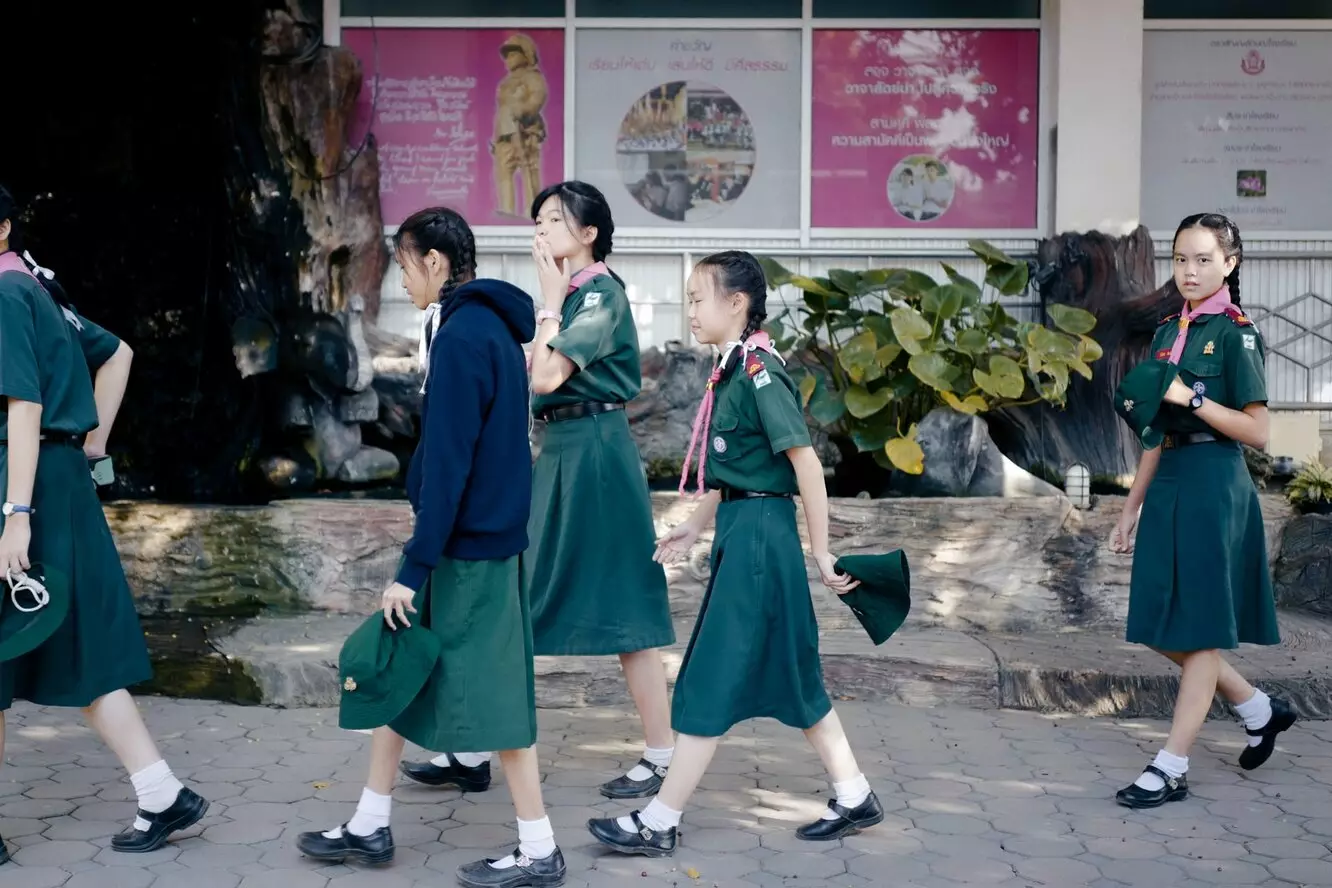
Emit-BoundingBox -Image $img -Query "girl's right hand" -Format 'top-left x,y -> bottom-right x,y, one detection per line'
0,519 -> 32,576
654,523 -> 700,564
1109,509 -> 1139,554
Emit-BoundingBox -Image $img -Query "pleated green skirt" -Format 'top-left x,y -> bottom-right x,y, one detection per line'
390,555 -> 537,752
672,497 -> 832,737
1127,441 -> 1280,651
526,410 -> 674,656
0,442 -> 152,709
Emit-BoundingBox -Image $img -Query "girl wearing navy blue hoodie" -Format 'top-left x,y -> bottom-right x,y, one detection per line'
296,209 -> 566,888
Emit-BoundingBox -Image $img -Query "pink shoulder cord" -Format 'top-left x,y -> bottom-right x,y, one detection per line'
678,331 -> 782,497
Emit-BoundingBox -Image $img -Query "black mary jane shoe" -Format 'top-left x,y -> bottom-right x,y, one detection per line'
796,792 -> 885,841
1239,697 -> 1298,771
457,847 -> 567,888
295,824 -> 395,865
1116,765 -> 1189,809
399,753 -> 492,792
110,788 -> 210,853
1,833 -> 10,865
599,759 -> 668,799
587,812 -> 678,857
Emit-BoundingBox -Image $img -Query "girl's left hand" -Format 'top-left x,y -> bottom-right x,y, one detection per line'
815,551 -> 859,596
382,582 -> 417,630
1164,376 -> 1193,406
532,238 -> 572,310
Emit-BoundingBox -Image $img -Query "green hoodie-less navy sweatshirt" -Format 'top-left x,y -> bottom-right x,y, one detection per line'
395,278 -> 537,592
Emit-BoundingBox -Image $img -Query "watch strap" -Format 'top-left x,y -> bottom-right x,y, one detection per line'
536,309 -> 561,325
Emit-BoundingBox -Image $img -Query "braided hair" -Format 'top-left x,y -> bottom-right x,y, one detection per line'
1174,212 -> 1244,306
393,207 -> 477,302
695,250 -> 769,373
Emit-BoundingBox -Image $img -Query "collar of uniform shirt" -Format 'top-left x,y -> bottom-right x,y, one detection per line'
1167,285 -> 1230,364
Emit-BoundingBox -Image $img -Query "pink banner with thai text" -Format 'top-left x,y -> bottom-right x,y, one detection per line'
343,28 -> 565,228
811,30 -> 1040,229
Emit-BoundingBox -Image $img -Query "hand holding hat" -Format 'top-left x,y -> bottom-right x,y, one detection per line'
0,565 -> 71,662
831,551 -> 911,646
1113,359 -> 1180,449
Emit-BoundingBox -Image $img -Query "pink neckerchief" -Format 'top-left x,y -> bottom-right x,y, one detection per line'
0,250 -> 37,280
568,261 -> 609,294
1167,285 -> 1231,364
678,330 -> 784,497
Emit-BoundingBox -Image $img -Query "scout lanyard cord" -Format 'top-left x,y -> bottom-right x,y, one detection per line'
5,569 -> 50,614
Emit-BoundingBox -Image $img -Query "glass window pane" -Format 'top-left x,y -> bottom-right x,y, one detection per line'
577,0 -> 800,16
343,0 -> 564,16
574,29 -> 803,230
814,0 -> 1039,17
1146,0 -> 1332,17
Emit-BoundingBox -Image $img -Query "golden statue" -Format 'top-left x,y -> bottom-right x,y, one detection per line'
491,33 -> 548,218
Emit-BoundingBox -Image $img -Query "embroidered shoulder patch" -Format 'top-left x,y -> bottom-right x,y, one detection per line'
1155,348 -> 1171,360
583,291 -> 602,308
1224,304 -> 1253,326
744,351 -> 765,377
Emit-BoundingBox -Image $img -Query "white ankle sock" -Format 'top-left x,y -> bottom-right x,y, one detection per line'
326,787 -> 391,838
617,798 -> 681,834
488,816 -> 556,869
1134,750 -> 1188,792
822,774 -> 871,820
129,761 -> 185,830
1234,689 -> 1272,748
431,751 -> 492,768
625,745 -> 674,781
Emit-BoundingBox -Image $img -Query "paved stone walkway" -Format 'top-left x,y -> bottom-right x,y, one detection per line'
0,698 -> 1329,887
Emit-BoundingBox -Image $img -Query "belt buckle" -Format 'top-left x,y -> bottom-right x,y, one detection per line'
1163,435 -> 1176,450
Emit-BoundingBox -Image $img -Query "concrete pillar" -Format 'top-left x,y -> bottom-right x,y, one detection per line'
1051,0 -> 1145,235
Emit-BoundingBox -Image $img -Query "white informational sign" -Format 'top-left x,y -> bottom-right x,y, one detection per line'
1141,31 -> 1332,232
574,29 -> 803,229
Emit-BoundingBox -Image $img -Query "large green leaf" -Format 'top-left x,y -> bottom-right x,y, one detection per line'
908,352 -> 957,391
940,263 -> 984,307
967,239 -> 1018,266
974,354 -> 1026,399
874,344 -> 903,368
1078,335 -> 1104,363
808,385 -> 846,426
891,306 -> 932,355
922,283 -> 967,321
848,410 -> 898,452
798,373 -> 817,407
864,314 -> 896,344
757,256 -> 794,288
789,274 -> 844,300
882,269 -> 939,302
828,269 -> 862,297
838,330 -> 878,383
845,384 -> 893,419
1027,325 -> 1076,359
955,328 -> 990,354
986,261 -> 1030,296
1048,303 -> 1097,335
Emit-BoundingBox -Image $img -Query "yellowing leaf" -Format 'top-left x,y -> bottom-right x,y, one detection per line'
313,782 -> 331,790
798,373 -> 816,407
941,391 -> 988,415
685,867 -> 701,880
886,436 -> 925,475
844,385 -> 893,419
1048,303 -> 1097,335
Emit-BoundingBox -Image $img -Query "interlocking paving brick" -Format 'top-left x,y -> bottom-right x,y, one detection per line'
0,698 -> 1326,886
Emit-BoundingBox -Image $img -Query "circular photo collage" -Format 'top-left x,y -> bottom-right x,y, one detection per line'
887,154 -> 956,223
616,81 -> 756,223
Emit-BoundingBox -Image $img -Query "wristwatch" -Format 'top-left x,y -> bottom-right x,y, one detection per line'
536,309 -> 561,325
1189,391 -> 1204,410
1,502 -> 34,517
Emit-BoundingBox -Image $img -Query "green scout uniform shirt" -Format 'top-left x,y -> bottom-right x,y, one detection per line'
0,269 -> 121,440
704,350 -> 811,495
532,274 -> 642,413
1147,307 -> 1267,438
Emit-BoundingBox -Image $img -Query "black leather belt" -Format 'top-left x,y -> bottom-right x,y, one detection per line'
537,401 -> 624,423
717,488 -> 793,502
0,432 -> 84,446
1162,431 -> 1220,449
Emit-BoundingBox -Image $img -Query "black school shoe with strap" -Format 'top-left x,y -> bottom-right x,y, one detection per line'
111,788 -> 209,853
399,753 -> 492,792
295,824 -> 395,865
587,811 -> 678,857
796,793 -> 885,840
456,847 -> 567,888
1,833 -> 9,865
1239,697 -> 1298,771
599,759 -> 668,799
1115,765 -> 1188,809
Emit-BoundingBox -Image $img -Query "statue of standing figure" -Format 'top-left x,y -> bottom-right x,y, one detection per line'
491,33 -> 548,219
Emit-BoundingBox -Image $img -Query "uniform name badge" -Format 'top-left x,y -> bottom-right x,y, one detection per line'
1242,334 -> 1256,350
584,291 -> 602,307
752,369 -> 772,389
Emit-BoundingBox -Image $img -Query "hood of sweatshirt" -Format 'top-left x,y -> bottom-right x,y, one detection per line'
439,278 -> 537,344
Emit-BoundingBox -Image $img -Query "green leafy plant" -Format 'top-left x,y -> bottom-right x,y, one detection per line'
1284,461 -> 1332,514
759,242 -> 1101,475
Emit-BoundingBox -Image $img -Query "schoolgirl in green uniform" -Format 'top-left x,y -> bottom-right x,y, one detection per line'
296,208 -> 566,887
401,182 -> 676,801
1110,213 -> 1295,809
0,186 -> 207,862
587,250 -> 883,856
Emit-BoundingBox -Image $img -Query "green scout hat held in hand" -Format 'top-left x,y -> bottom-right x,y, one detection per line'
337,612 -> 442,731
833,551 -> 911,646
1114,360 -> 1178,450
0,565 -> 72,662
